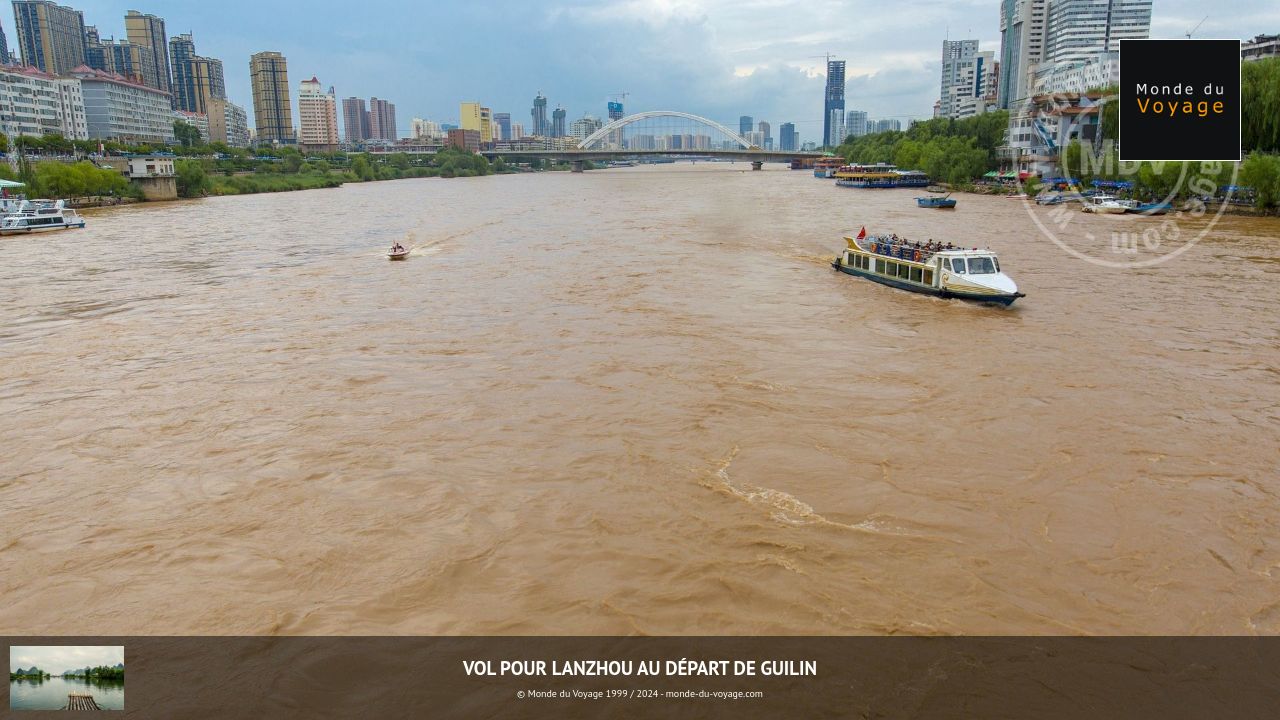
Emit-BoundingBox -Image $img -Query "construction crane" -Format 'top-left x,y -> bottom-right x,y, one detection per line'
1186,15 -> 1208,39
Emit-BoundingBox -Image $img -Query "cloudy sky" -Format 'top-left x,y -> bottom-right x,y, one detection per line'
20,1 -> 1280,143
10,645 -> 124,672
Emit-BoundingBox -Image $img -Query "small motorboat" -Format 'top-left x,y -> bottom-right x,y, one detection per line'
1081,195 -> 1134,214
388,244 -> 410,260
1127,202 -> 1172,215
916,195 -> 957,209
1035,194 -> 1065,205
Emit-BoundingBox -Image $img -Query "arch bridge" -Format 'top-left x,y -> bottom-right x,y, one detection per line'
478,110 -> 822,170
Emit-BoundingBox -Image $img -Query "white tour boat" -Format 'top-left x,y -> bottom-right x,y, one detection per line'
1081,195 -> 1135,214
0,199 -> 86,235
832,230 -> 1024,306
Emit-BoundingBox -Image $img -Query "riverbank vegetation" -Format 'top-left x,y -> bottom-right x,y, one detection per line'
63,665 -> 124,681
833,112 -> 1009,185
0,160 -> 139,200
10,668 -> 50,680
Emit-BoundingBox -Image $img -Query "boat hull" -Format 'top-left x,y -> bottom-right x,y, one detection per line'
0,221 -> 85,235
916,199 -> 957,208
388,252 -> 409,260
832,261 -> 1022,306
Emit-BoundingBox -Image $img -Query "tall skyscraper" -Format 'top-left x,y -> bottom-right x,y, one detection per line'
189,55 -> 225,113
249,51 -> 294,144
756,120 -> 771,150
124,10 -> 169,95
823,58 -> 845,147
169,34 -> 195,110
551,106 -> 566,138
1044,0 -> 1151,66
0,18 -> 9,64
13,0 -> 86,75
341,97 -> 369,142
297,76 -> 338,152
997,0 -> 1048,108
739,115 -> 753,137
368,97 -> 396,141
531,92 -> 547,136
778,122 -> 797,152
493,112 -> 511,142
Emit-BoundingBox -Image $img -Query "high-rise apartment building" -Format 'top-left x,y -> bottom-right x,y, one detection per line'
939,39 -> 997,119
13,0 -> 86,75
843,110 -> 868,139
551,106 -> 565,137
1044,0 -> 1151,66
493,112 -> 510,142
106,39 -> 160,90
997,0 -> 1047,108
738,115 -> 752,137
249,51 -> 294,144
168,33 -> 194,110
297,76 -> 338,152
823,58 -> 845,147
509,122 -> 524,140
0,18 -> 9,64
368,97 -> 395,141
124,10 -> 169,95
530,92 -> 547,136
341,97 -> 369,142
756,120 -> 771,150
169,34 -> 223,114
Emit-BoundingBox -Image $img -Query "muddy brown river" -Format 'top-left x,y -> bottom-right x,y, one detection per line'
2,164 -> 1277,635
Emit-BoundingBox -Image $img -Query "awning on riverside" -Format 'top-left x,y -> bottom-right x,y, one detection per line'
0,179 -> 25,188
999,171 -> 1018,179
982,171 -> 1000,178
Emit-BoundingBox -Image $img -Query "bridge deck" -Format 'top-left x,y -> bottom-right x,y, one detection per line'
64,693 -> 101,710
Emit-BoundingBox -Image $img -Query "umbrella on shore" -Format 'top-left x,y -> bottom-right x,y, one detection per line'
0,179 -> 25,188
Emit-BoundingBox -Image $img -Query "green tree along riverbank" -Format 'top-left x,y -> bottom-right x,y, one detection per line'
833,112 -> 1010,186
0,131 -> 565,201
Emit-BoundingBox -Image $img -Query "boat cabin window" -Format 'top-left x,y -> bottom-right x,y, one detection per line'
967,257 -> 996,274
876,259 -> 887,275
896,264 -> 909,279
950,258 -> 966,274
910,267 -> 923,283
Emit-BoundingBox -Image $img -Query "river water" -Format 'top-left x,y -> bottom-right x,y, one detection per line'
1,164 -> 1277,635
8,677 -> 125,710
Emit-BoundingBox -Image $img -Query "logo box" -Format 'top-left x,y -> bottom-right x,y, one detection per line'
1119,39 -> 1241,162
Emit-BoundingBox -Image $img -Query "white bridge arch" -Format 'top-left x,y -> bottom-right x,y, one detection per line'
577,111 -> 759,150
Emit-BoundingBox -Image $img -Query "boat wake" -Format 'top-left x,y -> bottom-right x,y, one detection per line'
701,445 -> 955,542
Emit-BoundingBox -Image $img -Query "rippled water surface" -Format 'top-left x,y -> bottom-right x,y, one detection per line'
2,165 -> 1278,635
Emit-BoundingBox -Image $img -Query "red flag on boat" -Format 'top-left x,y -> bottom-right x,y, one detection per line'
856,226 -> 866,240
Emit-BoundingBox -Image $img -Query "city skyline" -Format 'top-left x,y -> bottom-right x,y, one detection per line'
1,0 -> 1276,139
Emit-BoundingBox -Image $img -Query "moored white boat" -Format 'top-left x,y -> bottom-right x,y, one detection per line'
0,199 -> 86,235
831,230 -> 1023,306
1081,194 -> 1135,214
